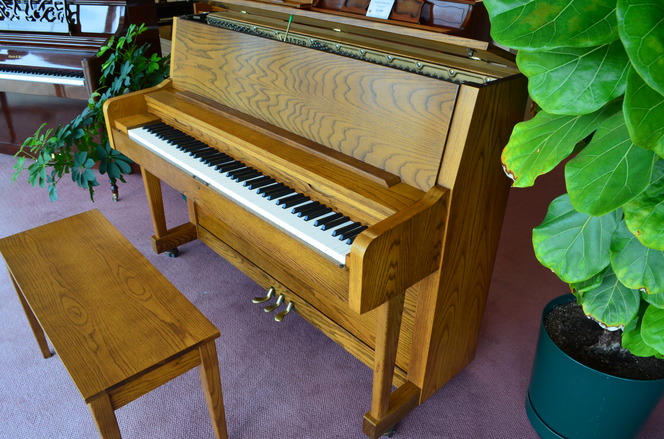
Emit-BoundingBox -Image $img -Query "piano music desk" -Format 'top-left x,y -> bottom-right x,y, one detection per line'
0,210 -> 228,439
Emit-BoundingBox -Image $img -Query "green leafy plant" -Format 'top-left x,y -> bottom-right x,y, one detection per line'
12,23 -> 170,201
484,0 -> 664,357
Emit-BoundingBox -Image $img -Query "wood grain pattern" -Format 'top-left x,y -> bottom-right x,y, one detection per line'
171,17 -> 457,192
408,77 -> 529,402
103,8 -> 528,436
198,341 -> 229,439
0,210 -> 229,439
88,394 -> 123,439
370,294 -> 405,419
0,210 -> 220,401
349,186 -> 448,314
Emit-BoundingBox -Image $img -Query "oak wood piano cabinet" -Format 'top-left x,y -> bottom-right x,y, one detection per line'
103,2 -> 528,436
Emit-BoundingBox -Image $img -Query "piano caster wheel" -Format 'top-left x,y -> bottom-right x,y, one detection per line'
252,287 -> 275,304
166,248 -> 179,258
274,302 -> 293,322
383,426 -> 397,437
263,294 -> 284,313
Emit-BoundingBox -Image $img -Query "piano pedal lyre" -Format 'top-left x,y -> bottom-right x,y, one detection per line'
252,287 -> 275,304
263,294 -> 284,313
274,302 -> 294,322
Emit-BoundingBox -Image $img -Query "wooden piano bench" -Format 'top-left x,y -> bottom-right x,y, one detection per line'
0,209 -> 228,439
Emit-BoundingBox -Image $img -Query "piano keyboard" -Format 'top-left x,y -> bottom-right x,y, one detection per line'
128,123 -> 368,266
0,67 -> 85,86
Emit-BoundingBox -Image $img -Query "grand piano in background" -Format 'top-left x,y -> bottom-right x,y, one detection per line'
104,1 -> 528,436
0,0 -> 160,155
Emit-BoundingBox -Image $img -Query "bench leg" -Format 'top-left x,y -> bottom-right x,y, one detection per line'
88,393 -> 122,439
9,273 -> 52,359
198,341 -> 228,439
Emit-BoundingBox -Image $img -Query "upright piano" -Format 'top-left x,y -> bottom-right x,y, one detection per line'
104,2 -> 527,436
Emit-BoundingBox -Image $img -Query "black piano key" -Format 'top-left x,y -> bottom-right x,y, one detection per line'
187,145 -> 212,155
265,186 -> 294,200
297,203 -> 327,218
206,155 -> 235,166
314,212 -> 343,227
277,193 -> 308,207
321,216 -> 350,231
230,169 -> 261,182
227,167 -> 256,178
344,225 -> 368,244
337,224 -> 365,241
145,122 -> 170,131
147,126 -> 174,135
199,152 -> 227,164
159,132 -> 191,142
332,222 -> 362,237
244,176 -> 275,189
194,149 -> 222,159
292,201 -> 320,214
302,207 -> 333,221
175,140 -> 203,150
215,161 -> 244,172
234,171 -> 263,183
256,182 -> 288,197
164,133 -> 192,142
143,122 -> 165,130
257,183 -> 286,196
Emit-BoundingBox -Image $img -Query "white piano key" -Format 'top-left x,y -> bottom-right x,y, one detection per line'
129,126 -> 354,266
0,70 -> 85,86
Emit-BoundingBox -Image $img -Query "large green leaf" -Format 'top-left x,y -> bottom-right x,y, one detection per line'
485,0 -> 618,51
621,310 -> 660,357
641,304 -> 664,354
623,159 -> 664,250
624,68 -> 664,157
533,194 -> 620,283
617,0 -> 664,96
565,111 -> 656,215
610,220 -> 664,294
643,290 -> 664,309
517,42 -> 630,115
501,102 -> 620,187
581,268 -> 641,327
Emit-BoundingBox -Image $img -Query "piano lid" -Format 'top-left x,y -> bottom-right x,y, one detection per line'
198,0 -> 517,71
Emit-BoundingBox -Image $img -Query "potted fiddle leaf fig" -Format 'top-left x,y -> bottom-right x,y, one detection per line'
484,0 -> 664,438
11,23 -> 169,201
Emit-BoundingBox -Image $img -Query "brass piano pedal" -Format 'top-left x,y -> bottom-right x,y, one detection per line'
274,302 -> 294,322
252,287 -> 275,304
263,294 -> 284,313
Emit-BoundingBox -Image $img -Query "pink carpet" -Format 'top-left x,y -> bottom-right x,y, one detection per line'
1,153 -> 662,438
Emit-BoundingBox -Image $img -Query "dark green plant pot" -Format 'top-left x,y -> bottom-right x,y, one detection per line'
526,294 -> 664,439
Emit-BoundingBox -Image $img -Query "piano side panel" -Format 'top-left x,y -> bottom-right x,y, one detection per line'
170,16 -> 458,192
408,76 -> 529,403
196,199 -> 417,370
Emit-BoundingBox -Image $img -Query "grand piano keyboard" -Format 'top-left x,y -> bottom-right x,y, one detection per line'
0,66 -> 86,86
129,122 -> 367,266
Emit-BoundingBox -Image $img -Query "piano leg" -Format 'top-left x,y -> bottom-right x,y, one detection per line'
141,167 -> 198,254
363,294 -> 421,438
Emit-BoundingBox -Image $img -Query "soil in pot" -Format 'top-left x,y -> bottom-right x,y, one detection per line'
544,301 -> 664,380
